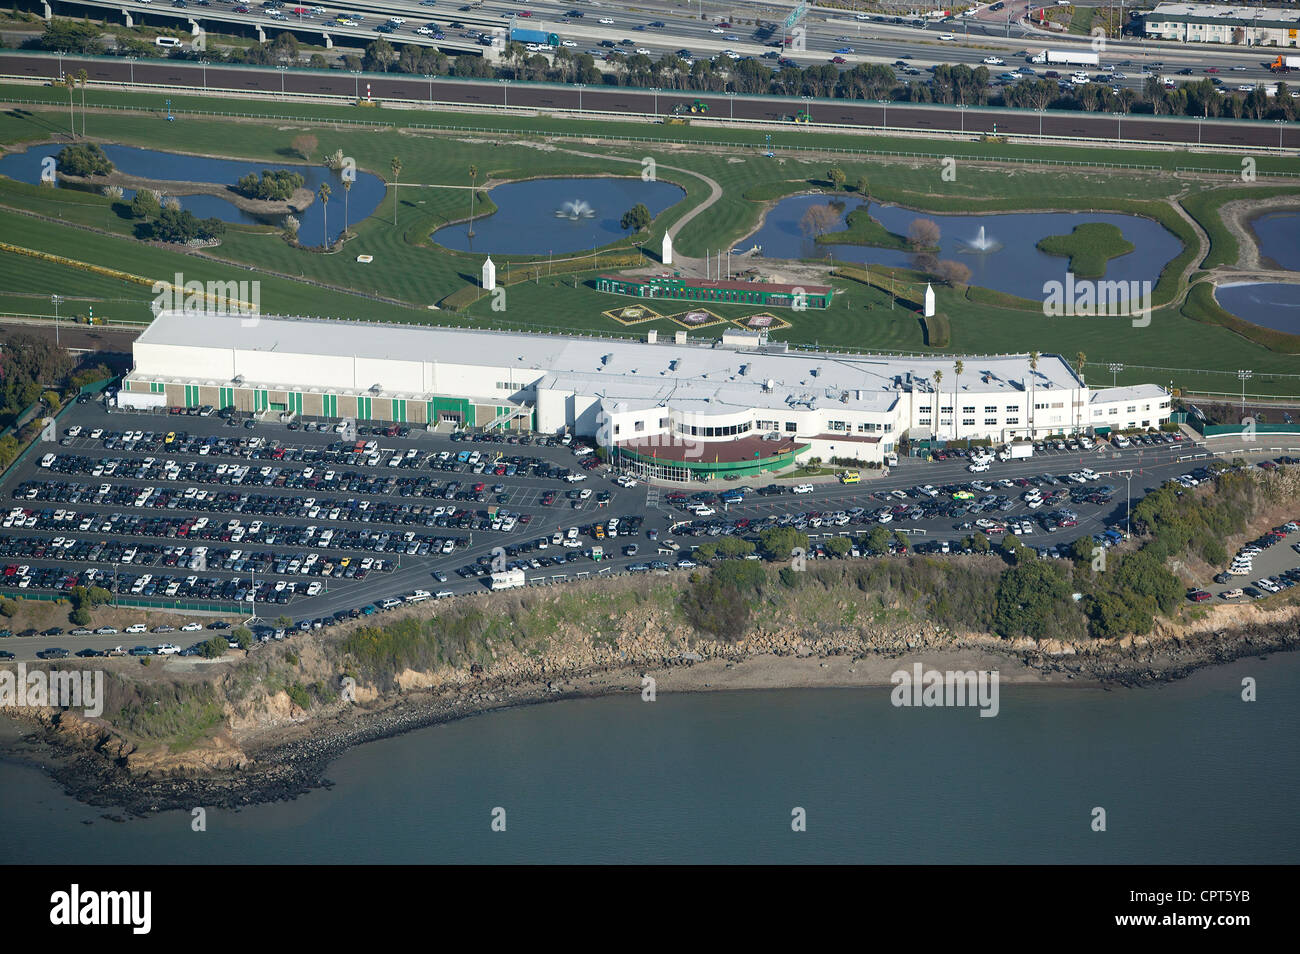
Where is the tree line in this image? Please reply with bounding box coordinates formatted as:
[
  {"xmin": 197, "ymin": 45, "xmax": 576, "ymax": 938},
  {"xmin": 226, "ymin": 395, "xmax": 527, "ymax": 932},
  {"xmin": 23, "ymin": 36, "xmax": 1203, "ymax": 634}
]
[{"xmin": 35, "ymin": 19, "xmax": 1298, "ymax": 123}]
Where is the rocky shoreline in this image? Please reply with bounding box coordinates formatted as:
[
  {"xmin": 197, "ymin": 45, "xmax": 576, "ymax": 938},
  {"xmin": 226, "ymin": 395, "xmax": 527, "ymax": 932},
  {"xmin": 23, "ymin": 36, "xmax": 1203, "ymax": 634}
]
[{"xmin": 4, "ymin": 607, "xmax": 1297, "ymax": 819}]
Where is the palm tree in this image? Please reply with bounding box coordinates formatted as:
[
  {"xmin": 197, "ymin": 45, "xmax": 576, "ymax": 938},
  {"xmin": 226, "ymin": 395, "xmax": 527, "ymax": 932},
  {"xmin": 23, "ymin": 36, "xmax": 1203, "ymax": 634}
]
[
  {"xmin": 318, "ymin": 182, "xmax": 331, "ymax": 249},
  {"xmin": 932, "ymin": 370, "xmax": 942, "ymax": 448},
  {"xmin": 390, "ymin": 156, "xmax": 402, "ymax": 228},
  {"xmin": 342, "ymin": 177, "xmax": 352, "ymax": 238},
  {"xmin": 467, "ymin": 163, "xmax": 478, "ymax": 239},
  {"xmin": 76, "ymin": 70, "xmax": 88, "ymax": 137},
  {"xmin": 952, "ymin": 359, "xmax": 963, "ymax": 442},
  {"xmin": 1075, "ymin": 351, "xmax": 1087, "ymax": 433},
  {"xmin": 1028, "ymin": 350, "xmax": 1039, "ymax": 440},
  {"xmin": 63, "ymin": 75, "xmax": 75, "ymax": 138}
]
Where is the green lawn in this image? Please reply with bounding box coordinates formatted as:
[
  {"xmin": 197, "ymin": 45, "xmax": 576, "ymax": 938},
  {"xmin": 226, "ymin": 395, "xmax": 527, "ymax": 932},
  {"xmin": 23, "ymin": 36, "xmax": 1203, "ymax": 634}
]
[{"xmin": 1, "ymin": 89, "xmax": 1298, "ymax": 396}]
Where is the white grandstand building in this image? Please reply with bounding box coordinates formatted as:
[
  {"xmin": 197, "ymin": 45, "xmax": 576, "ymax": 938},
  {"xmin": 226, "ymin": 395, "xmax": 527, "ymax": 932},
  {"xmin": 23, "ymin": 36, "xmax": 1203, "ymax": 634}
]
[{"xmin": 119, "ymin": 312, "xmax": 1171, "ymax": 478}]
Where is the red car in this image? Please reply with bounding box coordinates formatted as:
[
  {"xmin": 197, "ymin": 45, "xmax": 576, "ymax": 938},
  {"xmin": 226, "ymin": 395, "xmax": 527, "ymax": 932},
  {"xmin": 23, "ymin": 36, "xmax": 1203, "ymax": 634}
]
[
  {"xmin": 830, "ymin": 56, "xmax": 846, "ymax": 64},
  {"xmin": 1204, "ymin": 67, "xmax": 1219, "ymax": 74},
  {"xmin": 1187, "ymin": 589, "xmax": 1212, "ymax": 602}
]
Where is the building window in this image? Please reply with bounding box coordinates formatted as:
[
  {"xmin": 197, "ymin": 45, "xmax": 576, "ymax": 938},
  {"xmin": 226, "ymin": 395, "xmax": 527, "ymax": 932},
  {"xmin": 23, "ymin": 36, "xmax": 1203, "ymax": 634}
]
[
  {"xmin": 1005, "ymin": 405, "xmax": 1017, "ymax": 413},
  {"xmin": 827, "ymin": 420, "xmax": 848, "ymax": 432},
  {"xmin": 962, "ymin": 406, "xmax": 975, "ymax": 414},
  {"xmin": 962, "ymin": 418, "xmax": 975, "ymax": 427},
  {"xmin": 660, "ymin": 417, "xmax": 669, "ymax": 428},
  {"xmin": 785, "ymin": 422, "xmax": 797, "ymax": 432},
  {"xmin": 985, "ymin": 418, "xmax": 998, "ymax": 426},
  {"xmin": 634, "ymin": 421, "xmax": 645, "ymax": 432},
  {"xmin": 1006, "ymin": 417, "xmax": 1020, "ymax": 425},
  {"xmin": 984, "ymin": 406, "xmax": 998, "ymax": 414}
]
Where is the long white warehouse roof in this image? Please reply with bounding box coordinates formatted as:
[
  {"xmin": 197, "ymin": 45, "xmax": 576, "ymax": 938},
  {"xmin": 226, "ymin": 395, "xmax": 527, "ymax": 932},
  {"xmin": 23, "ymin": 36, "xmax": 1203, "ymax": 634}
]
[{"xmin": 135, "ymin": 311, "xmax": 1088, "ymax": 411}]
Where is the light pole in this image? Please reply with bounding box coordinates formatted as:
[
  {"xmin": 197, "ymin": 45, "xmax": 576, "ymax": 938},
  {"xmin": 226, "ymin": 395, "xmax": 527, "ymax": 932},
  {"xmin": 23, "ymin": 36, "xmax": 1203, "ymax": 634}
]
[
  {"xmin": 56, "ymin": 49, "xmax": 65, "ymax": 80},
  {"xmin": 878, "ymin": 98, "xmax": 888, "ymax": 130},
  {"xmin": 425, "ymin": 73, "xmax": 433, "ymax": 105},
  {"xmin": 1038, "ymin": 108, "xmax": 1044, "ymax": 141},
  {"xmin": 277, "ymin": 65, "xmax": 287, "ymax": 100},
  {"xmin": 200, "ymin": 59, "xmax": 209, "ymax": 91},
  {"xmin": 1124, "ymin": 471, "xmax": 1132, "ymax": 536},
  {"xmin": 802, "ymin": 95, "xmax": 812, "ymax": 123},
  {"xmin": 126, "ymin": 56, "xmax": 137, "ymax": 87},
  {"xmin": 500, "ymin": 78, "xmax": 509, "ymax": 107},
  {"xmin": 352, "ymin": 70, "xmax": 360, "ymax": 100},
  {"xmin": 1237, "ymin": 369, "xmax": 1252, "ymax": 414},
  {"xmin": 1275, "ymin": 119, "xmax": 1284, "ymax": 149},
  {"xmin": 650, "ymin": 86, "xmax": 660, "ymax": 116},
  {"xmin": 51, "ymin": 294, "xmax": 62, "ymax": 347},
  {"xmin": 577, "ymin": 83, "xmax": 585, "ymax": 112},
  {"xmin": 726, "ymin": 90, "xmax": 736, "ymax": 120},
  {"xmin": 958, "ymin": 103, "xmax": 967, "ymax": 134},
  {"xmin": 1113, "ymin": 111, "xmax": 1122, "ymax": 143},
  {"xmin": 1108, "ymin": 362, "xmax": 1123, "ymax": 388}
]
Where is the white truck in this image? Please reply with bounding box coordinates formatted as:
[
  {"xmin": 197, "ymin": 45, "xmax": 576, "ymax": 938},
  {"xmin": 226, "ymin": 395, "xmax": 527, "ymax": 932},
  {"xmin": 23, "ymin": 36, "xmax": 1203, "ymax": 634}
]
[
  {"xmin": 998, "ymin": 441, "xmax": 1033, "ymax": 461},
  {"xmin": 1030, "ymin": 49, "xmax": 1100, "ymax": 67},
  {"xmin": 489, "ymin": 568, "xmax": 526, "ymax": 590}
]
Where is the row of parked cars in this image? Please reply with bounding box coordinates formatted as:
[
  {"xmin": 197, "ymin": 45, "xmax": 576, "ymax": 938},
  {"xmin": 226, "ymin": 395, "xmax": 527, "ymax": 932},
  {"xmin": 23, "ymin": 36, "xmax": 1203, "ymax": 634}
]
[{"xmin": 1198, "ymin": 520, "xmax": 1300, "ymax": 601}]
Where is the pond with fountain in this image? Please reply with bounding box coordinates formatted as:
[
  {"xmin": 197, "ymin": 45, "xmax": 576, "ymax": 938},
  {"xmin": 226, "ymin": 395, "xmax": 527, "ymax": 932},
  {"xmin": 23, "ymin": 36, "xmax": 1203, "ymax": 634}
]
[
  {"xmin": 431, "ymin": 176, "xmax": 685, "ymax": 255},
  {"xmin": 742, "ymin": 194, "xmax": 1182, "ymax": 302}
]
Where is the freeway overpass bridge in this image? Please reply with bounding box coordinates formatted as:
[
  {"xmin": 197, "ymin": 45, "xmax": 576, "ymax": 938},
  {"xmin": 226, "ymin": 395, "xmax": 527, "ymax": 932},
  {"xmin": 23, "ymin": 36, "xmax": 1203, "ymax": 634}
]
[{"xmin": 36, "ymin": 0, "xmax": 510, "ymax": 52}]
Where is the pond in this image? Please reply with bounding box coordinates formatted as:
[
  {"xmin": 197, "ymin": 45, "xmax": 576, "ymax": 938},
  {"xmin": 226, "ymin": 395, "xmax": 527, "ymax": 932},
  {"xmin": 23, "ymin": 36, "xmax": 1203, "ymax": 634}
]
[
  {"xmin": 1250, "ymin": 210, "xmax": 1300, "ymax": 272},
  {"xmin": 744, "ymin": 194, "xmax": 1182, "ymax": 302},
  {"xmin": 1215, "ymin": 282, "xmax": 1300, "ymax": 335},
  {"xmin": 431, "ymin": 176, "xmax": 685, "ymax": 255},
  {"xmin": 0, "ymin": 143, "xmax": 386, "ymax": 246}
]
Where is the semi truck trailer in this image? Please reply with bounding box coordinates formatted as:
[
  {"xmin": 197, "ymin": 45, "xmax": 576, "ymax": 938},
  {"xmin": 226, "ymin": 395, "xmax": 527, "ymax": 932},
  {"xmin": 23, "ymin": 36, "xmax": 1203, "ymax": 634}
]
[{"xmin": 1029, "ymin": 49, "xmax": 1100, "ymax": 67}]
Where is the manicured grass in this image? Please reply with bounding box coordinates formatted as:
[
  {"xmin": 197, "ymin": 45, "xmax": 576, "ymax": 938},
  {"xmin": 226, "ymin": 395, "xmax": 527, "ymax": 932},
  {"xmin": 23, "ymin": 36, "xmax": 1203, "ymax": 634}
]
[
  {"xmin": 6, "ymin": 82, "xmax": 1300, "ymax": 177},
  {"xmin": 1, "ymin": 92, "xmax": 1298, "ymax": 396},
  {"xmin": 1035, "ymin": 222, "xmax": 1136, "ymax": 278}
]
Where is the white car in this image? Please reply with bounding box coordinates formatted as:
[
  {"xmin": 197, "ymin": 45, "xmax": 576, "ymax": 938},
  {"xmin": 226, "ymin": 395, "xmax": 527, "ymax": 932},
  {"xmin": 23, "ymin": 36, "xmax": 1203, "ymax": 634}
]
[
  {"xmin": 599, "ymin": 16, "xmax": 614, "ymax": 24},
  {"xmin": 982, "ymin": 57, "xmax": 1005, "ymax": 66},
  {"xmin": 125, "ymin": 623, "xmax": 148, "ymax": 634},
  {"xmin": 792, "ymin": 483, "xmax": 814, "ymax": 494},
  {"xmin": 709, "ymin": 26, "xmax": 724, "ymax": 33},
  {"xmin": 306, "ymin": 581, "xmax": 323, "ymax": 596},
  {"xmin": 635, "ymin": 47, "xmax": 651, "ymax": 55},
  {"xmin": 155, "ymin": 643, "xmax": 181, "ymax": 655},
  {"xmin": 181, "ymin": 622, "xmax": 202, "ymax": 632},
  {"xmin": 561, "ymin": 39, "xmax": 577, "ymax": 47},
  {"xmin": 938, "ymin": 33, "xmax": 955, "ymax": 40},
  {"xmin": 564, "ymin": 473, "xmax": 587, "ymax": 482}
]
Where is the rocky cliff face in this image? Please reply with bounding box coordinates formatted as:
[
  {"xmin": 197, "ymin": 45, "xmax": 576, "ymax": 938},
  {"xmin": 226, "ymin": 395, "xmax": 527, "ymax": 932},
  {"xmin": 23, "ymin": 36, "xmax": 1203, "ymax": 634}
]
[{"xmin": 4, "ymin": 583, "xmax": 1297, "ymax": 808}]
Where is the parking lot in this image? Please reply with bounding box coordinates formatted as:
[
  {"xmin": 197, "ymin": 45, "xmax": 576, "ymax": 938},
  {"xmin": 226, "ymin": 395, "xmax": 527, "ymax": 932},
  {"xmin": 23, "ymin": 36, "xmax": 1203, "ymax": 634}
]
[{"xmin": 2, "ymin": 398, "xmax": 1297, "ymax": 660}]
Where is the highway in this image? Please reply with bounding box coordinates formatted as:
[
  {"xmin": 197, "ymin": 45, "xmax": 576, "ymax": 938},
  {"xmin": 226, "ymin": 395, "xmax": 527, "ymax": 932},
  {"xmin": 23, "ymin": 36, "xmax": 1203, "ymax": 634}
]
[
  {"xmin": 3, "ymin": 49, "xmax": 1294, "ymax": 150},
  {"xmin": 36, "ymin": 0, "xmax": 1295, "ymax": 86}
]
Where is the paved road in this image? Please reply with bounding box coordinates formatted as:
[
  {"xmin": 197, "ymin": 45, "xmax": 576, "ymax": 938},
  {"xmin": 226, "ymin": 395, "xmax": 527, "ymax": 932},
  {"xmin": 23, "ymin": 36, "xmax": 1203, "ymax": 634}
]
[{"xmin": 2, "ymin": 52, "xmax": 1294, "ymax": 151}]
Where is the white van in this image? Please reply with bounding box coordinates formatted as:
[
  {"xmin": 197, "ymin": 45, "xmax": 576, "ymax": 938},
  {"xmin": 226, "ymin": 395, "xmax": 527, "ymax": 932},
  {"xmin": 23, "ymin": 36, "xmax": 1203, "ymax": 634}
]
[{"xmin": 154, "ymin": 36, "xmax": 184, "ymax": 48}]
